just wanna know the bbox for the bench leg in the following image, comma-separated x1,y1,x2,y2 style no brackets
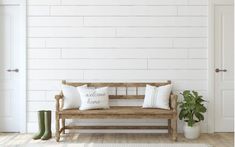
171,117,177,141
168,119,171,136
62,118,65,134
56,112,60,142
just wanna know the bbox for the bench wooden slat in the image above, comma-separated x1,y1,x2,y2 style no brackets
109,95,144,99
59,106,173,115
63,82,171,88
64,126,168,130
61,114,173,119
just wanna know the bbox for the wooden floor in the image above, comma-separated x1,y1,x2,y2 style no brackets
0,133,233,147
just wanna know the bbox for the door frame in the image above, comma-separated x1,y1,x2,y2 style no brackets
19,0,27,133
208,0,215,134
208,0,234,133
0,0,26,133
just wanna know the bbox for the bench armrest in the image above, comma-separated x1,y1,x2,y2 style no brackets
55,93,64,112
170,94,178,112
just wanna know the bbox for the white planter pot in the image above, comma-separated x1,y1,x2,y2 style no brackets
183,122,200,139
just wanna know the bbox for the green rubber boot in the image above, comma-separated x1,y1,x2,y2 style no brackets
41,110,52,140
33,111,45,140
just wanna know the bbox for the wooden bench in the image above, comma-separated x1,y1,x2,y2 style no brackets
55,80,178,142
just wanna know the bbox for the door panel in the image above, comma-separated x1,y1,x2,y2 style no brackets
214,5,234,132
0,6,20,132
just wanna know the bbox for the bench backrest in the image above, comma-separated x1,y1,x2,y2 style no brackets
62,80,171,100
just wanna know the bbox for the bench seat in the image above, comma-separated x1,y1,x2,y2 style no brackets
60,106,173,115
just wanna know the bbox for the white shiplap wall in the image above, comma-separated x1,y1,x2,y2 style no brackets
27,0,208,133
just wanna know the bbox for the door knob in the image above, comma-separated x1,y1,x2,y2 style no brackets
215,68,227,72
6,69,19,72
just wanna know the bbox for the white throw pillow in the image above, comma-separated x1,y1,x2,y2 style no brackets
143,84,173,110
78,87,109,110
62,84,87,109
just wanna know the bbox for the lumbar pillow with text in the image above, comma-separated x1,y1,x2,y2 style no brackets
143,84,173,109
77,87,109,111
62,84,87,109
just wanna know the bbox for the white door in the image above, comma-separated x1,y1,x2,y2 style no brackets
0,5,20,132
214,5,234,132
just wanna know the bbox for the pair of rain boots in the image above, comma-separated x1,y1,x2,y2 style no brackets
33,110,52,140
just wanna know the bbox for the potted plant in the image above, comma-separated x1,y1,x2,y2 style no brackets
178,90,207,139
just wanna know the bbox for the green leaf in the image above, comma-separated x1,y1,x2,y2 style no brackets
179,110,188,120
195,112,204,121
192,91,198,97
183,90,190,96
